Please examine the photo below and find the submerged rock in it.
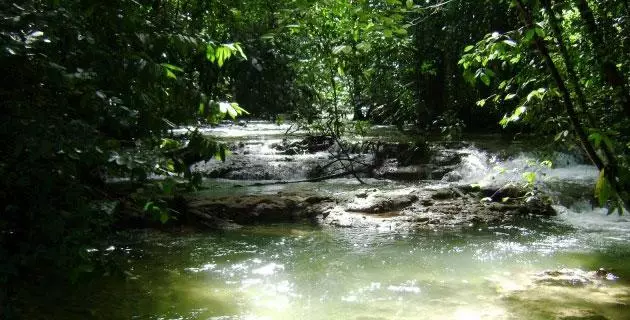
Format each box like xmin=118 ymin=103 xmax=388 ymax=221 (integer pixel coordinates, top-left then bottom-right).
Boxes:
xmin=488 ymin=268 xmax=629 ymax=320
xmin=532 ymin=268 xmax=619 ymax=287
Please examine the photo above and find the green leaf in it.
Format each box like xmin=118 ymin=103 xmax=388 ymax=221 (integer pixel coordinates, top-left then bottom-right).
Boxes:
xmin=595 ymin=169 xmax=612 ymax=207
xmin=356 ymin=42 xmax=372 ymax=52
xmin=522 ymin=171 xmax=536 ymax=185
xmin=225 ymin=102 xmax=238 ymax=118
xmin=215 ymin=146 xmax=227 ymax=161
xmin=523 ymin=29 xmax=536 ymax=42
xmin=166 ymin=160 xmax=175 ymax=172
xmin=332 ymin=45 xmax=350 ymax=55
xmin=480 ymin=73 xmax=491 ymax=86
xmin=206 ymin=44 xmax=216 ymax=62
xmin=589 ymin=132 xmax=603 ymax=147
xmin=233 ymin=43 xmax=246 ymax=59
xmin=231 ymin=102 xmax=249 ymax=115
xmin=505 ymin=93 xmax=517 ymax=100
xmin=464 ymin=45 xmax=475 ymax=53
xmin=143 ymin=201 xmax=154 ymax=211
xmin=216 ymin=47 xmax=231 ymax=67
xmin=499 ymin=116 xmax=509 ymax=127
xmin=503 ymin=39 xmax=517 ymax=47
xmin=165 ymin=69 xmax=176 ymax=79
xmin=337 ymin=65 xmax=345 ymax=76
xmin=160 ymin=63 xmax=183 ymax=72
xmin=160 ymin=138 xmax=180 ymax=150
xmin=159 ymin=211 xmax=169 ymax=224
xmin=540 ymin=160 xmax=553 ymax=168
xmin=526 ymin=88 xmax=546 ymax=102
xmin=406 ymin=0 xmax=414 ymax=8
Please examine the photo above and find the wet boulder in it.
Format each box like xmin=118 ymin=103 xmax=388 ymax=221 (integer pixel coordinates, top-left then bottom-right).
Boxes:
xmin=431 ymin=188 xmax=463 ymax=200
xmin=347 ymin=191 xmax=419 ymax=214
xmin=185 ymin=193 xmax=333 ymax=227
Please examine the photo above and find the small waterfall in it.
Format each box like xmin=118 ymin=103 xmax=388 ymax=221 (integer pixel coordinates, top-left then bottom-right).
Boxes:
xmin=447 ymin=146 xmax=599 ymax=207
xmin=193 ymin=121 xmax=601 ymax=208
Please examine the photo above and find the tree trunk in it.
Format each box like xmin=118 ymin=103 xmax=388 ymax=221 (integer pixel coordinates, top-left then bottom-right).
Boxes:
xmin=514 ymin=0 xmax=629 ymax=210
xmin=414 ymin=23 xmax=429 ymax=128
xmin=351 ymin=42 xmax=365 ymax=120
xmin=543 ymin=0 xmax=596 ymax=125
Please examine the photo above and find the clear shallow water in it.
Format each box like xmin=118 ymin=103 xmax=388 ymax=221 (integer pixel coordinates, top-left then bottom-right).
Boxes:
xmin=23 ymin=123 xmax=630 ymax=319
xmin=27 ymin=206 xmax=630 ymax=320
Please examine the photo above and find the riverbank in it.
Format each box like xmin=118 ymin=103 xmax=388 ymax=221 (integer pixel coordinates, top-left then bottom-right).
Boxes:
xmin=15 ymin=122 xmax=630 ymax=320
xmin=129 ymin=123 xmax=565 ymax=231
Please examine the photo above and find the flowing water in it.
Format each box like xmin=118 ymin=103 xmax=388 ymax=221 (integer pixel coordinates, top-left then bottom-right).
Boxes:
xmin=24 ymin=123 xmax=630 ymax=319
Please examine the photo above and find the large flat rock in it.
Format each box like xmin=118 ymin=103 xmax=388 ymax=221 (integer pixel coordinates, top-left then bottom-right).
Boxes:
xmin=182 ymin=184 xmax=556 ymax=230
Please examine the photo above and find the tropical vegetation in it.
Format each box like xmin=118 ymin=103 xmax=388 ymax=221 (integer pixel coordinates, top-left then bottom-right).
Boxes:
xmin=1 ymin=0 xmax=629 ymax=317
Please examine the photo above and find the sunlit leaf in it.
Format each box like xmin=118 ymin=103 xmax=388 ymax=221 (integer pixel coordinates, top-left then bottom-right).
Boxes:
xmin=505 ymin=93 xmax=517 ymax=100
xmin=332 ymin=45 xmax=350 ymax=55
xmin=522 ymin=171 xmax=536 ymax=184
xmin=595 ymin=169 xmax=611 ymax=207
xmin=503 ymin=39 xmax=517 ymax=47
xmin=540 ymin=160 xmax=553 ymax=168
xmin=206 ymin=44 xmax=216 ymax=62
xmin=233 ymin=43 xmax=247 ymax=59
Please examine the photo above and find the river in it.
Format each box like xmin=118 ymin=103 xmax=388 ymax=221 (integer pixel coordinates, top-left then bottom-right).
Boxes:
xmin=24 ymin=122 xmax=630 ymax=319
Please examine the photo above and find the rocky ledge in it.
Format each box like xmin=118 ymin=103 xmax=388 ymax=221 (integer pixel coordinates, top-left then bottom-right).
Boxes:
xmin=180 ymin=183 xmax=556 ymax=230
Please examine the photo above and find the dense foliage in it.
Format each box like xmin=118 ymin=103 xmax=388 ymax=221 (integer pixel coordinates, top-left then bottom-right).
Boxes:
xmin=459 ymin=0 xmax=630 ymax=211
xmin=1 ymin=0 xmax=629 ymax=317
xmin=0 ymin=0 xmax=248 ymax=315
